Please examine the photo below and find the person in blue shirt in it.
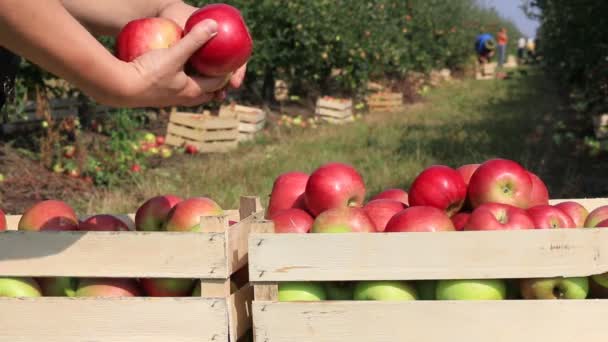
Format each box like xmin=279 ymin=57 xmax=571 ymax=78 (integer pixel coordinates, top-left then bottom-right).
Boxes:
xmin=474 ymin=33 xmax=496 ymax=64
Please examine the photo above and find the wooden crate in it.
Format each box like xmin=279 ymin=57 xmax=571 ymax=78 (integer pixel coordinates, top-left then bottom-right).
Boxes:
xmin=219 ymin=104 xmax=266 ymax=142
xmin=165 ymin=110 xmax=239 ymax=153
xmin=248 ymin=198 xmax=608 ymax=342
xmin=366 ymin=92 xmax=403 ymax=112
xmin=0 ymin=196 xmax=272 ymax=342
xmin=315 ymin=97 xmax=354 ymax=124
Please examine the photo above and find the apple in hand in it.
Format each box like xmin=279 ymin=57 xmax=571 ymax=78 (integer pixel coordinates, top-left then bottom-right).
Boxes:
xmin=18 ymin=200 xmax=78 ymax=231
xmin=527 ymin=171 xmax=549 ymax=207
xmin=79 ymin=214 xmax=130 ymax=231
xmin=140 ymin=278 xmax=195 ymax=297
xmin=0 ymin=277 xmax=42 ymax=297
xmin=527 ymin=205 xmax=576 ymax=229
xmin=408 ymin=165 xmax=467 ymax=217
xmin=135 ymin=195 xmax=183 ymax=231
xmin=456 ymin=163 xmax=480 ymax=185
xmin=75 ymin=278 xmax=142 ymax=297
xmin=116 ymin=18 xmax=183 ymax=62
xmin=370 ymin=188 xmax=409 ymax=206
xmin=278 ymin=282 xmax=327 ymax=302
xmin=163 ymin=197 xmax=223 ymax=232
xmin=520 ymin=277 xmax=588 ymax=299
xmin=324 ymin=282 xmax=355 ymax=300
xmin=554 ymin=201 xmax=589 ymax=228
xmin=185 ymin=4 xmax=253 ymax=77
xmin=266 ymin=172 xmax=309 ymax=219
xmin=311 ymin=207 xmax=376 ymax=233
xmin=385 ymin=206 xmax=455 ymax=232
xmin=305 ymin=162 xmax=366 ymax=217
xmin=467 ymin=158 xmax=532 ymax=209
xmin=363 ymin=199 xmax=407 ymax=232
xmin=0 ymin=208 xmax=6 ymax=231
xmin=451 ymin=212 xmax=471 ymax=231
xmin=436 ymin=279 xmax=506 ymax=300
xmin=464 ymin=203 xmax=534 ymax=230
xmin=270 ymin=208 xmax=313 ymax=233
xmin=584 ymin=205 xmax=608 ymax=228
xmin=353 ymin=281 xmax=418 ymax=301
xmin=37 ymin=277 xmax=77 ymax=297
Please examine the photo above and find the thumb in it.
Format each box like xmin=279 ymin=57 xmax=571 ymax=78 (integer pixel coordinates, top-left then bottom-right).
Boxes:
xmin=169 ymin=19 xmax=218 ymax=65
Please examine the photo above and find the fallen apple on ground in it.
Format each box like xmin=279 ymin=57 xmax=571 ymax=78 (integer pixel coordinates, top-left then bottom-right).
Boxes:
xmin=520 ymin=277 xmax=588 ymax=299
xmin=408 ymin=165 xmax=467 ymax=217
xmin=278 ymin=282 xmax=327 ymax=302
xmin=436 ymin=279 xmax=507 ymax=300
xmin=0 ymin=208 xmax=6 ymax=231
xmin=305 ymin=162 xmax=366 ymax=217
xmin=353 ymin=281 xmax=418 ymax=301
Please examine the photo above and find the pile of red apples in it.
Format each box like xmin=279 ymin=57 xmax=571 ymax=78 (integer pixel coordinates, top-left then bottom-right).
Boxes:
xmin=266 ymin=159 xmax=608 ymax=301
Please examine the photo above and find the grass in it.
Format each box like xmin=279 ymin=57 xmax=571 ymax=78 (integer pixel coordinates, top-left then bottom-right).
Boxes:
xmin=74 ymin=68 xmax=574 ymax=214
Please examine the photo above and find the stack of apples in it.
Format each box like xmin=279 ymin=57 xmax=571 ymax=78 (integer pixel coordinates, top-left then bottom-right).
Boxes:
xmin=266 ymin=159 xmax=608 ymax=302
xmin=0 ymin=195 xmax=226 ymax=298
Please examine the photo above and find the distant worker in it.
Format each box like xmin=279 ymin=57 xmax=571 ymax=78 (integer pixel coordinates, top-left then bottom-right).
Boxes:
xmin=517 ymin=36 xmax=527 ymax=64
xmin=474 ymin=33 xmax=496 ymax=65
xmin=526 ymin=37 xmax=536 ymax=62
xmin=496 ymin=28 xmax=508 ymax=67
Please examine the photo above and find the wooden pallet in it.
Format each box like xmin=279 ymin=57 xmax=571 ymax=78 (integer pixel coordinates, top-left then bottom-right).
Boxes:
xmin=315 ymin=97 xmax=354 ymax=124
xmin=366 ymin=92 xmax=403 ymax=112
xmin=219 ymin=104 xmax=266 ymax=142
xmin=0 ymin=196 xmax=270 ymax=342
xmin=165 ymin=109 xmax=239 ymax=153
xmin=248 ymin=198 xmax=608 ymax=342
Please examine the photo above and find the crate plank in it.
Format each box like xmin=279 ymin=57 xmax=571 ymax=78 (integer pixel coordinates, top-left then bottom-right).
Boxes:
xmin=315 ymin=107 xmax=352 ymax=119
xmin=252 ymin=300 xmax=608 ymax=342
xmin=0 ymin=297 xmax=226 ymax=342
xmin=316 ymin=98 xmax=353 ymax=111
xmin=249 ymin=229 xmax=608 ymax=282
xmin=169 ymin=112 xmax=210 ymax=130
xmin=239 ymin=121 xmax=265 ymax=133
xmin=228 ymin=283 xmax=254 ymax=341
xmin=0 ymin=231 xmax=228 ymax=278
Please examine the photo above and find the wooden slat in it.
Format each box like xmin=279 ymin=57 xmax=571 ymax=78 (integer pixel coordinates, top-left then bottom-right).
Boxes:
xmin=167 ymin=122 xmax=207 ymax=141
xmin=252 ymin=300 xmax=608 ymax=342
xmin=228 ymin=283 xmax=254 ymax=341
xmin=249 ymin=229 xmax=608 ymax=282
xmin=0 ymin=231 xmax=228 ymax=278
xmin=165 ymin=134 xmax=197 ymax=148
xmin=170 ymin=112 xmax=209 ymax=129
xmin=228 ymin=214 xmax=271 ymax=276
xmin=315 ymin=107 xmax=352 ymax=119
xmin=316 ymin=98 xmax=352 ymax=111
xmin=0 ymin=297 xmax=227 ymax=342
xmin=239 ymin=121 xmax=265 ymax=133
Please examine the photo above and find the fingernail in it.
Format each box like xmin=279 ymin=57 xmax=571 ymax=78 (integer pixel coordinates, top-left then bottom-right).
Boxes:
xmin=200 ymin=19 xmax=218 ymax=36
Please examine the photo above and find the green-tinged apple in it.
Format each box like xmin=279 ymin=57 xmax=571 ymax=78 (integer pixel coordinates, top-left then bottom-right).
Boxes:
xmin=520 ymin=277 xmax=588 ymax=299
xmin=0 ymin=277 xmax=42 ymax=297
xmin=18 ymin=199 xmax=78 ymax=231
xmin=311 ymin=207 xmax=376 ymax=233
xmin=163 ymin=197 xmax=223 ymax=232
xmin=527 ymin=205 xmax=576 ymax=229
xmin=140 ymin=278 xmax=195 ymax=297
xmin=554 ymin=201 xmax=589 ymax=228
xmin=353 ymin=281 xmax=418 ymax=301
xmin=467 ymin=158 xmax=532 ymax=209
xmin=37 ymin=277 xmax=77 ymax=297
xmin=278 ymin=282 xmax=327 ymax=302
xmin=324 ymin=282 xmax=355 ymax=300
xmin=116 ymin=18 xmax=182 ymax=62
xmin=415 ymin=280 xmax=437 ymax=300
xmin=436 ymin=279 xmax=506 ymax=300
xmin=584 ymin=205 xmax=608 ymax=228
xmin=75 ymin=278 xmax=142 ymax=297
xmin=135 ymin=195 xmax=183 ymax=231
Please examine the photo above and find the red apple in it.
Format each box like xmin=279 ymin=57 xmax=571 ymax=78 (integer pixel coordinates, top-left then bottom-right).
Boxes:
xmin=305 ymin=162 xmax=366 ymax=217
xmin=266 ymin=171 xmax=309 ymax=219
xmin=528 ymin=171 xmax=549 ymax=207
xmin=527 ymin=205 xmax=576 ymax=229
xmin=311 ymin=207 xmax=376 ymax=233
xmin=451 ymin=212 xmax=471 ymax=231
xmin=0 ymin=208 xmax=6 ymax=231
xmin=75 ymin=278 xmax=142 ymax=297
xmin=408 ymin=165 xmax=467 ymax=217
xmin=78 ymin=214 xmax=130 ymax=231
xmin=385 ymin=206 xmax=455 ymax=232
xmin=163 ymin=197 xmax=223 ymax=232
xmin=456 ymin=163 xmax=480 ymax=186
xmin=130 ymin=164 xmax=142 ymax=173
xmin=370 ymin=188 xmax=409 ymax=206
xmin=185 ymin=144 xmax=198 ymax=154
xmin=18 ymin=200 xmax=78 ymax=231
xmin=584 ymin=205 xmax=608 ymax=228
xmin=135 ymin=195 xmax=183 ymax=231
xmin=115 ymin=17 xmax=183 ymax=62
xmin=597 ymin=219 xmax=608 ymax=227
xmin=554 ymin=201 xmax=589 ymax=228
xmin=140 ymin=278 xmax=195 ymax=297
xmin=464 ymin=203 xmax=534 ymax=231
xmin=270 ymin=208 xmax=313 ymax=233
xmin=156 ymin=136 xmax=165 ymax=146
xmin=467 ymin=158 xmax=533 ymax=209
xmin=363 ymin=199 xmax=407 ymax=232
xmin=185 ymin=4 xmax=253 ymax=77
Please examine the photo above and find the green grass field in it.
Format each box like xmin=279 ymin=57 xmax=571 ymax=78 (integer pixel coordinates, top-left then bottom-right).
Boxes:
xmin=75 ymin=69 xmax=583 ymax=214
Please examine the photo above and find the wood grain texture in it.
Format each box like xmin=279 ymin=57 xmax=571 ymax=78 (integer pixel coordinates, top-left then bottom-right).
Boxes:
xmin=0 ymin=231 xmax=228 ymax=278
xmin=229 ymin=283 xmax=254 ymax=341
xmin=252 ymin=300 xmax=608 ymax=342
xmin=249 ymin=229 xmax=608 ymax=281
xmin=0 ymin=297 xmax=227 ymax=342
